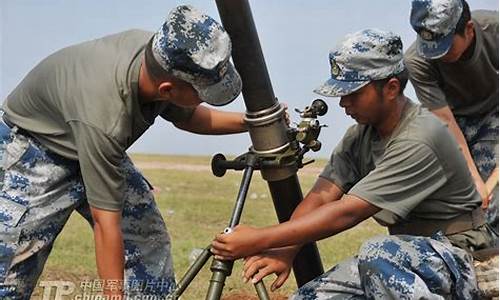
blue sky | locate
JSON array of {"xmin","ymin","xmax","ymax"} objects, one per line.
[{"xmin": 1, "ymin": 1, "xmax": 498, "ymax": 157}]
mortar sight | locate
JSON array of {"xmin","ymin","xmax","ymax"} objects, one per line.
[
  {"xmin": 292, "ymin": 99, "xmax": 328, "ymax": 152},
  {"xmin": 297, "ymin": 99, "xmax": 328, "ymax": 118}
]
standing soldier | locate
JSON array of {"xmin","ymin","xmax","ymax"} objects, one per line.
[{"xmin": 0, "ymin": 5, "xmax": 246, "ymax": 299}]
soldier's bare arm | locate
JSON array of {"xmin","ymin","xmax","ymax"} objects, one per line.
[
  {"xmin": 90, "ymin": 207, "xmax": 124, "ymax": 298},
  {"xmin": 211, "ymin": 180, "xmax": 378, "ymax": 260},
  {"xmin": 174, "ymin": 105, "xmax": 247, "ymax": 134}
]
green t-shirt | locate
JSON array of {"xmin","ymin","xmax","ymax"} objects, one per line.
[
  {"xmin": 2, "ymin": 30, "xmax": 195, "ymax": 211},
  {"xmin": 320, "ymin": 100, "xmax": 481, "ymax": 225},
  {"xmin": 404, "ymin": 10, "xmax": 499, "ymax": 117}
]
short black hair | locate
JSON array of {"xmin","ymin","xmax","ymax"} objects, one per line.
[
  {"xmin": 372, "ymin": 68, "xmax": 409, "ymax": 96},
  {"xmin": 455, "ymin": 0, "xmax": 471, "ymax": 36}
]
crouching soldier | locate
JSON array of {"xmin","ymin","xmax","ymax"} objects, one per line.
[{"xmin": 211, "ymin": 29, "xmax": 497, "ymax": 299}]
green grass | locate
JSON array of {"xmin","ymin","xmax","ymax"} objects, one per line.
[
  {"xmin": 34, "ymin": 154, "xmax": 385, "ymax": 299},
  {"xmin": 130, "ymin": 153, "xmax": 215, "ymax": 165}
]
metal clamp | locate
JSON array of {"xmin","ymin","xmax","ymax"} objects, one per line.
[{"xmin": 243, "ymin": 102, "xmax": 285, "ymax": 127}]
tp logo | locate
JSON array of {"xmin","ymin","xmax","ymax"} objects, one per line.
[{"xmin": 39, "ymin": 281, "xmax": 75, "ymax": 300}]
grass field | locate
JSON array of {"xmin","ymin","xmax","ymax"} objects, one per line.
[{"xmin": 33, "ymin": 154, "xmax": 386, "ymax": 299}]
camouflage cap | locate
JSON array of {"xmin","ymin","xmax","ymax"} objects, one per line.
[
  {"xmin": 314, "ymin": 29, "xmax": 405, "ymax": 98},
  {"xmin": 410, "ymin": 0, "xmax": 464, "ymax": 59},
  {"xmin": 150, "ymin": 5, "xmax": 242, "ymax": 106}
]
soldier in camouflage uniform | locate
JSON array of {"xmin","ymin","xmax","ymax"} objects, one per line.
[
  {"xmin": 0, "ymin": 5, "xmax": 246, "ymax": 299},
  {"xmin": 405, "ymin": 0, "xmax": 499, "ymax": 235},
  {"xmin": 211, "ymin": 29, "xmax": 497, "ymax": 299}
]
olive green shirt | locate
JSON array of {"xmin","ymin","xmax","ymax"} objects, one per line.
[
  {"xmin": 404, "ymin": 10, "xmax": 499, "ymax": 117},
  {"xmin": 3, "ymin": 30, "xmax": 195, "ymax": 211},
  {"xmin": 320, "ymin": 100, "xmax": 481, "ymax": 225}
]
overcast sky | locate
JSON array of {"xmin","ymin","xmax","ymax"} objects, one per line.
[{"xmin": 1, "ymin": 0, "xmax": 498, "ymax": 158}]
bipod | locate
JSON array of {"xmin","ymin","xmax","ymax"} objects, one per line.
[{"xmin": 167, "ymin": 153, "xmax": 270, "ymax": 300}]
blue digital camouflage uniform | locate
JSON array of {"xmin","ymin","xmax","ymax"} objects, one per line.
[
  {"xmin": 291, "ymin": 234, "xmax": 478, "ymax": 300},
  {"xmin": 456, "ymin": 109, "xmax": 499, "ymax": 235},
  {"xmin": 295, "ymin": 28, "xmax": 490, "ymax": 299},
  {"xmin": 0, "ymin": 122, "xmax": 175, "ymax": 298}
]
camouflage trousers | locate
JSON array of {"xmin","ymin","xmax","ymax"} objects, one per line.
[
  {"xmin": 291, "ymin": 234, "xmax": 479, "ymax": 300},
  {"xmin": 0, "ymin": 123, "xmax": 175, "ymax": 299},
  {"xmin": 456, "ymin": 108, "xmax": 499, "ymax": 235}
]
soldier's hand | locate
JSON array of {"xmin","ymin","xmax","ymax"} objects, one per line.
[
  {"xmin": 483, "ymin": 166, "xmax": 499, "ymax": 209},
  {"xmin": 243, "ymin": 247, "xmax": 294, "ymax": 291},
  {"xmin": 211, "ymin": 225, "xmax": 266, "ymax": 260},
  {"xmin": 476, "ymin": 178, "xmax": 490, "ymax": 209}
]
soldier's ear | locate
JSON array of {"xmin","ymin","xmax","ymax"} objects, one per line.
[
  {"xmin": 465, "ymin": 21, "xmax": 474, "ymax": 39},
  {"xmin": 158, "ymin": 82, "xmax": 174, "ymax": 100},
  {"xmin": 384, "ymin": 78, "xmax": 400, "ymax": 100}
]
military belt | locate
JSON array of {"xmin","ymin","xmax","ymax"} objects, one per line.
[{"xmin": 388, "ymin": 207, "xmax": 486, "ymax": 237}]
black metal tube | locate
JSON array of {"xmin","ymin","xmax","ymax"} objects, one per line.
[
  {"xmin": 215, "ymin": 0, "xmax": 275, "ymax": 111},
  {"xmin": 268, "ymin": 176, "xmax": 324, "ymax": 283},
  {"xmin": 215, "ymin": 0, "xmax": 324, "ymax": 287},
  {"xmin": 229, "ymin": 165, "xmax": 253, "ymax": 228}
]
